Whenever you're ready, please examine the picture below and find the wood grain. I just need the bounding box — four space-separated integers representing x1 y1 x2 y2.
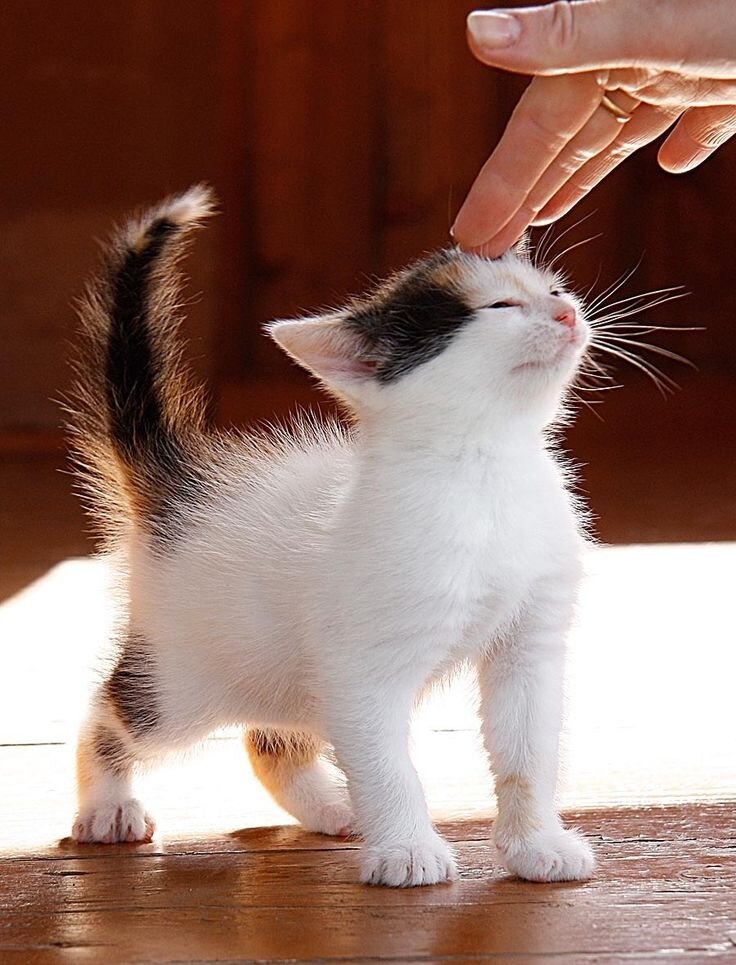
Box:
1 805 734 963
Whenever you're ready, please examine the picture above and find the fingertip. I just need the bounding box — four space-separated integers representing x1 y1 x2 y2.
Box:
450 213 499 255
657 143 709 174
471 240 508 259
467 11 521 53
530 214 559 227
450 211 490 251
534 202 566 225
536 188 584 226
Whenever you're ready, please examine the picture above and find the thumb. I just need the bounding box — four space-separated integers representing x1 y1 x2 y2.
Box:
467 0 673 76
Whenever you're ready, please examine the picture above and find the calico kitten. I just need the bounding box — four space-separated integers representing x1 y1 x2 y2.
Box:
68 185 595 887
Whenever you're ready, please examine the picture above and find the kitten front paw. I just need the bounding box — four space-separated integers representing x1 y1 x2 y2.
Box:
361 833 457 887
498 827 594 882
72 799 155 844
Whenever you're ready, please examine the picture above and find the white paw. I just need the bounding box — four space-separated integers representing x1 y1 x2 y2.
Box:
361 833 458 887
72 799 155 844
300 800 355 837
498 827 595 882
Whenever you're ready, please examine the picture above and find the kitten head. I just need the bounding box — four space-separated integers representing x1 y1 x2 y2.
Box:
268 246 588 432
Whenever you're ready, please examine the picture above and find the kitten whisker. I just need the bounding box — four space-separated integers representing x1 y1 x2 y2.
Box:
584 256 644 315
587 284 685 317
546 233 603 271
533 222 556 267
593 334 697 370
575 357 615 380
591 342 680 396
533 209 598 267
581 262 604 306
592 323 703 334
589 291 688 325
569 388 606 420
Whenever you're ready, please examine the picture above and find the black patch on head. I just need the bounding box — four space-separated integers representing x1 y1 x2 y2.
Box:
93 725 133 777
105 634 160 737
346 250 474 383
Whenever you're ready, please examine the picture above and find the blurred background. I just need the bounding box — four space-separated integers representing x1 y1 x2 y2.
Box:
2 0 735 604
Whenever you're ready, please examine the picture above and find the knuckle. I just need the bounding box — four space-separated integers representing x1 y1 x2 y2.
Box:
522 111 570 152
566 145 599 167
570 171 598 193
689 119 736 150
546 2 578 52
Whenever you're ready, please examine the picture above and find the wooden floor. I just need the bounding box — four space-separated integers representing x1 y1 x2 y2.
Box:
1 437 735 963
2 804 734 964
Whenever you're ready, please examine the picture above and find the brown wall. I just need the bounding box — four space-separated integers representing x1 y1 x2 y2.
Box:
0 1 225 427
1 0 734 541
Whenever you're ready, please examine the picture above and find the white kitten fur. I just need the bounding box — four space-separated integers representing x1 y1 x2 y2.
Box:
71 189 595 887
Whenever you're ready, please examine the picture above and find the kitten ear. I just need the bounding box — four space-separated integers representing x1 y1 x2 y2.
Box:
267 314 376 383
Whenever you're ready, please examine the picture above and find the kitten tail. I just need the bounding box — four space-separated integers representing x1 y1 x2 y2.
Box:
67 184 215 545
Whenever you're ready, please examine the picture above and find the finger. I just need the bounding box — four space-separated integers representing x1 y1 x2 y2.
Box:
466 0 680 76
534 103 681 225
452 73 603 249
477 90 640 255
530 90 639 207
657 105 736 172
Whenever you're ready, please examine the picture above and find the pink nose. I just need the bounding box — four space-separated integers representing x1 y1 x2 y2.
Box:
554 307 576 329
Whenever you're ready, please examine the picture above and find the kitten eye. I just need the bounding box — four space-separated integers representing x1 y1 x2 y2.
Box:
550 290 563 297
485 301 517 309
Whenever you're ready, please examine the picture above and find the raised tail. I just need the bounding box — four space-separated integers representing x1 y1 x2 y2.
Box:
68 185 215 545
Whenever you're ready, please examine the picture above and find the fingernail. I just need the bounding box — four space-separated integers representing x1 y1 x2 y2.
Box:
467 11 521 49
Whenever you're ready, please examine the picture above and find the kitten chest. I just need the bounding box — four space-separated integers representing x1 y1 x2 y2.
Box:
340 450 577 658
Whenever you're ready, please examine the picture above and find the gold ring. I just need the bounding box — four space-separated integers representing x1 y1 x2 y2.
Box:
600 93 633 123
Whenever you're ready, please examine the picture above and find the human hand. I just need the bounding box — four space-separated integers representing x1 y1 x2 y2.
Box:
452 0 736 256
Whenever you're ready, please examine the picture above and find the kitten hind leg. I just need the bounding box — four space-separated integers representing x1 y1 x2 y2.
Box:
72 704 155 844
244 727 354 837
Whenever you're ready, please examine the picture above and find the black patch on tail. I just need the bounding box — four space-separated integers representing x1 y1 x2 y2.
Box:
107 220 174 459
347 250 473 383
106 220 194 486
69 187 215 551
104 218 207 540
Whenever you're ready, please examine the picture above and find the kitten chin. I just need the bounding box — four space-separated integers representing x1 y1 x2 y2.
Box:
66 187 594 887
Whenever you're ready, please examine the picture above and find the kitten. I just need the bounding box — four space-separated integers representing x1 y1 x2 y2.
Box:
68 185 595 887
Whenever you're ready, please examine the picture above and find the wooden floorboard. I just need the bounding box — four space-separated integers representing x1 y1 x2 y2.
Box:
1 804 735 963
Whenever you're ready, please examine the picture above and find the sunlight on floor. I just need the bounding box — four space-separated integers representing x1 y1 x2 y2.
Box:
1 543 734 854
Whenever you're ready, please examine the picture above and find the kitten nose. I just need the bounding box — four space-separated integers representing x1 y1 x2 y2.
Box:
554 306 576 329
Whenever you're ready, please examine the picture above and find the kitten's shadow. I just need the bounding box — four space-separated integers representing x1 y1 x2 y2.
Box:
227 823 360 849
55 835 160 854
54 822 359 854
